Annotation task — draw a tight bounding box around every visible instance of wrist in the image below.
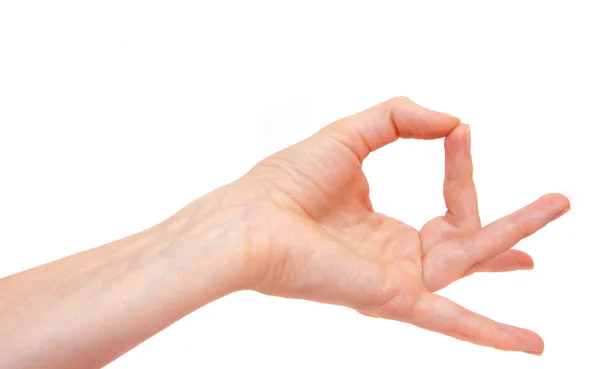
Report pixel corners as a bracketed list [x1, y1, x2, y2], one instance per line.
[157, 183, 259, 297]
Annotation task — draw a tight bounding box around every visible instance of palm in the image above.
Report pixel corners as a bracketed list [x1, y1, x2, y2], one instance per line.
[244, 98, 569, 354]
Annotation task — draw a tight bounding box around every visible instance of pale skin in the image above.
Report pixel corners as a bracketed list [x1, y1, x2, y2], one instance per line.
[0, 97, 570, 368]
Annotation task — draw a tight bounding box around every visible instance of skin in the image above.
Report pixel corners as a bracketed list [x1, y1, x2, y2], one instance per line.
[0, 97, 570, 368]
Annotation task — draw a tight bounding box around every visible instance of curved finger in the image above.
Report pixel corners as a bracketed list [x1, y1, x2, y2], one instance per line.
[421, 124, 479, 254]
[423, 193, 570, 291]
[443, 124, 481, 229]
[321, 97, 460, 162]
[406, 292, 544, 354]
[467, 250, 534, 275]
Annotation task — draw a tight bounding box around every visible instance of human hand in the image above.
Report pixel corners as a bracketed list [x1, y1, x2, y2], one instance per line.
[227, 97, 569, 354]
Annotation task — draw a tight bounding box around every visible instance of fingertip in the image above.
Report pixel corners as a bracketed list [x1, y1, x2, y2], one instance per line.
[538, 334, 545, 355]
[496, 324, 545, 354]
[451, 122, 469, 135]
[541, 192, 571, 207]
[444, 123, 470, 147]
[521, 256, 535, 270]
[391, 97, 459, 139]
[554, 193, 571, 211]
[537, 193, 571, 221]
[439, 112, 462, 126]
[513, 250, 534, 269]
[431, 111, 461, 133]
[400, 109, 461, 139]
[521, 329, 544, 355]
[390, 97, 461, 126]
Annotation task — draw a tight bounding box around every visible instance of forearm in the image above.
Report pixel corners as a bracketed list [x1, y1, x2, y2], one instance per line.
[0, 188, 248, 369]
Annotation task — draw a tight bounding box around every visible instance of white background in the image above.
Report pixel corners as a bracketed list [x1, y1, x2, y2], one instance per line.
[1, 1, 598, 368]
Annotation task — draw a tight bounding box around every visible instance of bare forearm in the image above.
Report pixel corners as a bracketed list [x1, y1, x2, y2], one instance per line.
[0, 188, 248, 369]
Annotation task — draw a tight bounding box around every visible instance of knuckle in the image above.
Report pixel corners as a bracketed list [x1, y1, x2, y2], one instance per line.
[496, 325, 508, 346]
[507, 214, 533, 238]
[507, 214, 522, 233]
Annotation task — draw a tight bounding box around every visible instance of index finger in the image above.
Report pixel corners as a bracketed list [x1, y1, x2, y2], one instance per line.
[443, 123, 481, 228]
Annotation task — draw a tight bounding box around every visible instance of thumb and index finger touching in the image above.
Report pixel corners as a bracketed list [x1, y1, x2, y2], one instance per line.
[317, 97, 569, 354]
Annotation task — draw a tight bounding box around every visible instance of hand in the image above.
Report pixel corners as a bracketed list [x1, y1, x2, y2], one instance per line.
[233, 97, 570, 354]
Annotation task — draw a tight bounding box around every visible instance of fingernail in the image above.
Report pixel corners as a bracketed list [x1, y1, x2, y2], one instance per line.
[525, 351, 543, 356]
[525, 351, 542, 356]
[550, 207, 571, 222]
[442, 112, 461, 122]
[464, 124, 471, 151]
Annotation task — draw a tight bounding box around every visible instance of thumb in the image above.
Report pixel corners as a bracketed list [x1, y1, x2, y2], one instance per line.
[318, 97, 460, 161]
